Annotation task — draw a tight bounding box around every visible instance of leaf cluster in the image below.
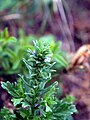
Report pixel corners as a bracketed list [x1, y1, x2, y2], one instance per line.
[0, 41, 77, 120]
[0, 28, 34, 75]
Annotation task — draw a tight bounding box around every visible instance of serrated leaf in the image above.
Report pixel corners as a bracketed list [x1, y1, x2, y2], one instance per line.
[1, 81, 19, 98]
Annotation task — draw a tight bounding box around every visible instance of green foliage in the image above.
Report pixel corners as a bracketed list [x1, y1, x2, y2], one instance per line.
[0, 107, 16, 120]
[0, 28, 33, 74]
[0, 29, 68, 75]
[0, 28, 17, 74]
[38, 35, 68, 72]
[0, 40, 77, 120]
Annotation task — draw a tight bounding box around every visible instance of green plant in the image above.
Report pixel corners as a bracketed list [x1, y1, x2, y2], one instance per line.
[0, 40, 77, 120]
[0, 28, 17, 74]
[38, 35, 68, 72]
[0, 29, 34, 75]
[0, 29, 68, 76]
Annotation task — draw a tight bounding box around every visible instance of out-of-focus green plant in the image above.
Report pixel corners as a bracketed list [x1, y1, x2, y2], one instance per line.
[0, 28, 17, 74]
[0, 40, 77, 120]
[0, 29, 68, 75]
[0, 28, 34, 75]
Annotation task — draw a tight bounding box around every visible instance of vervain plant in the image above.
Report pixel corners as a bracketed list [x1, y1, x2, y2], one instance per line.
[0, 40, 77, 120]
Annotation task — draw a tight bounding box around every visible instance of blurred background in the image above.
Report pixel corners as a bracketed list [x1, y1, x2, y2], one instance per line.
[0, 0, 90, 52]
[0, 0, 90, 120]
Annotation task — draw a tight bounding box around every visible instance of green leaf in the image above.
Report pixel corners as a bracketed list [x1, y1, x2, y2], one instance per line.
[54, 54, 68, 67]
[45, 102, 52, 112]
[11, 98, 24, 106]
[0, 107, 16, 120]
[21, 101, 30, 108]
[7, 36, 17, 42]
[19, 108, 31, 119]
[32, 116, 41, 120]
[12, 60, 20, 70]
[3, 28, 9, 38]
[1, 80, 25, 98]
[1, 81, 19, 98]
